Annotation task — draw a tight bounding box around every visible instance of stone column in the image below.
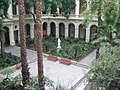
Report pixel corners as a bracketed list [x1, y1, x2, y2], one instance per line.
[75, 0, 80, 16]
[85, 28, 90, 42]
[47, 22, 50, 36]
[17, 5, 19, 15]
[56, 22, 59, 38]
[65, 23, 68, 38]
[75, 24, 79, 38]
[31, 23, 34, 39]
[10, 24, 15, 45]
[8, 3, 13, 18]
[18, 30, 20, 43]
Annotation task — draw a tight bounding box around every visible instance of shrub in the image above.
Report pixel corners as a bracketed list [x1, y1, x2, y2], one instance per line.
[0, 75, 67, 90]
[25, 36, 97, 61]
[88, 46, 120, 90]
[0, 53, 21, 70]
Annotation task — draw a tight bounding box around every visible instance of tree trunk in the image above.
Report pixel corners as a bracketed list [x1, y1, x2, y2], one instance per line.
[19, 0, 30, 85]
[74, 49, 77, 58]
[96, 0, 102, 59]
[26, 8, 37, 45]
[0, 32, 5, 58]
[35, 0, 45, 90]
[30, 12, 37, 45]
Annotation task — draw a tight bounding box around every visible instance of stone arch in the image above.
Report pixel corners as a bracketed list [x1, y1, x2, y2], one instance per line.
[59, 23, 65, 37]
[4, 26, 10, 45]
[25, 24, 31, 37]
[79, 24, 86, 41]
[90, 25, 98, 41]
[50, 22, 56, 37]
[43, 22, 47, 36]
[69, 23, 75, 38]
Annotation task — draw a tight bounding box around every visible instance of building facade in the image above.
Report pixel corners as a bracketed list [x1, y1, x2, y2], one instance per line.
[4, 0, 98, 46]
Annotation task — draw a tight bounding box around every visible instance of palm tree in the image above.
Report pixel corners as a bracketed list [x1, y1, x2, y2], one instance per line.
[35, 0, 45, 89]
[19, 0, 30, 85]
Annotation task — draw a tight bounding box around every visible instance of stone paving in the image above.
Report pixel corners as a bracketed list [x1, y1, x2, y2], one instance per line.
[77, 50, 96, 67]
[0, 75, 4, 83]
[3, 46, 97, 89]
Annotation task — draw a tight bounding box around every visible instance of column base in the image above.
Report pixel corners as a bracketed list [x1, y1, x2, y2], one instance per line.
[85, 39, 90, 42]
[65, 36, 68, 38]
[10, 41, 15, 46]
[56, 35, 59, 38]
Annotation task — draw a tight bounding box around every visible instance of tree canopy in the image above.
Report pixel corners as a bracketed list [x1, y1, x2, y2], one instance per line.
[83, 0, 120, 46]
[0, 0, 10, 31]
[89, 46, 120, 90]
[0, 0, 10, 19]
[12, 0, 76, 18]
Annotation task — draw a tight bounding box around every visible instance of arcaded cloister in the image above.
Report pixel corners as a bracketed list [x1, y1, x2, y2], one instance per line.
[3, 0, 98, 46]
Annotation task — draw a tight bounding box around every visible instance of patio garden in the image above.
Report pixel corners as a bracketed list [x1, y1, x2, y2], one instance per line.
[25, 36, 97, 61]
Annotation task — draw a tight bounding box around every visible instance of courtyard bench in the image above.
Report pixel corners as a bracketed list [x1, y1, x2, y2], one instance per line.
[59, 58, 71, 65]
[47, 55, 58, 61]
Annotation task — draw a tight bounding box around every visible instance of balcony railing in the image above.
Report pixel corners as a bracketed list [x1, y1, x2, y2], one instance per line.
[8, 14, 98, 21]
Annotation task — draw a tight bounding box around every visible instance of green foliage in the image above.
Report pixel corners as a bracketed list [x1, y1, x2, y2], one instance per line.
[0, 0, 10, 18]
[2, 68, 14, 78]
[0, 20, 6, 32]
[0, 75, 67, 90]
[89, 46, 120, 90]
[26, 36, 96, 61]
[83, 0, 120, 46]
[112, 39, 120, 46]
[0, 0, 10, 32]
[13, 0, 75, 18]
[60, 0, 76, 18]
[0, 53, 21, 70]
[26, 37, 35, 48]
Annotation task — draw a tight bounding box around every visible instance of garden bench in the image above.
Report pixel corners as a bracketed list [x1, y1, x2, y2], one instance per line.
[47, 55, 58, 61]
[59, 58, 71, 65]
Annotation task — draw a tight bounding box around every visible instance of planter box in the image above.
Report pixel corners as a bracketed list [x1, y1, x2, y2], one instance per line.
[16, 62, 22, 69]
[59, 58, 71, 65]
[47, 55, 58, 61]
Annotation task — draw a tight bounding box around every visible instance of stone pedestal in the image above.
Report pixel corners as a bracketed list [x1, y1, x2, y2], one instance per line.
[57, 38, 61, 53]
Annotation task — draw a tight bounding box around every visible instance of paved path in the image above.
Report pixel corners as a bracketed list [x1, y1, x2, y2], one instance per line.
[4, 46, 96, 89]
[5, 46, 37, 61]
[0, 75, 4, 82]
[77, 50, 96, 67]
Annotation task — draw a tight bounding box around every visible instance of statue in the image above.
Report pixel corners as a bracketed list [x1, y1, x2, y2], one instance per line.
[57, 38, 61, 52]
